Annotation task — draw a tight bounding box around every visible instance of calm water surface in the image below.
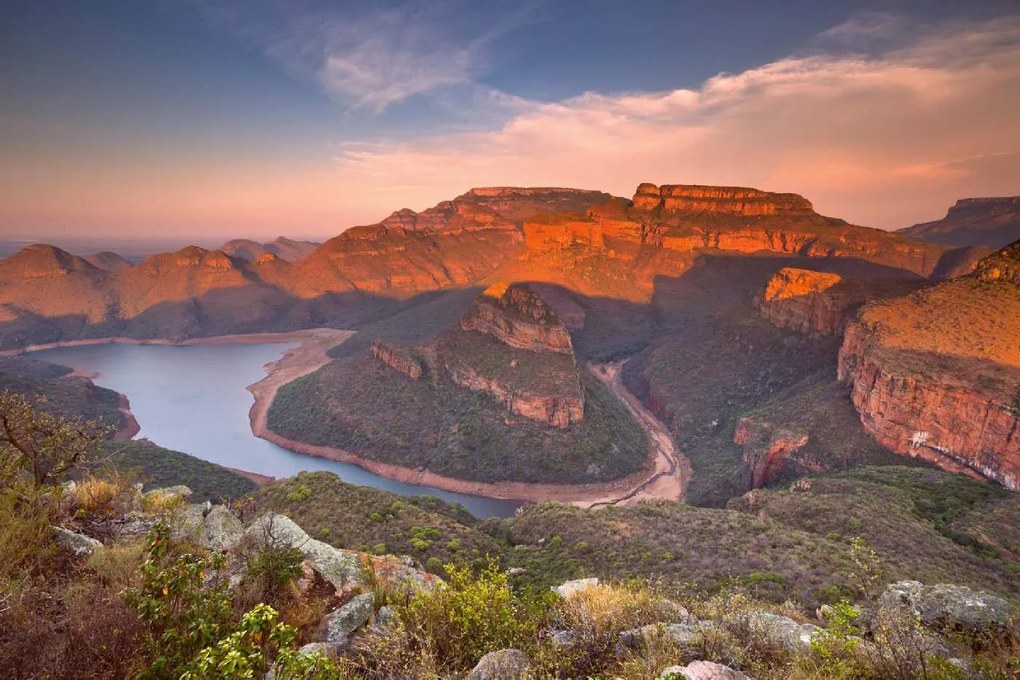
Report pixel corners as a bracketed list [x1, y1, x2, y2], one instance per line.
[30, 343, 522, 518]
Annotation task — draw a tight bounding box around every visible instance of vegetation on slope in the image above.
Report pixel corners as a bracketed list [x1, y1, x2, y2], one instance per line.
[251, 471, 504, 573]
[100, 440, 257, 503]
[268, 351, 648, 484]
[0, 356, 126, 431]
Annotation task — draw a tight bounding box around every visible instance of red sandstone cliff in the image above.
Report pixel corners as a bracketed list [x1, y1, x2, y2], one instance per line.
[459, 283, 574, 354]
[756, 268, 924, 335]
[441, 283, 584, 428]
[733, 417, 812, 488]
[371, 341, 424, 380]
[838, 244, 1020, 489]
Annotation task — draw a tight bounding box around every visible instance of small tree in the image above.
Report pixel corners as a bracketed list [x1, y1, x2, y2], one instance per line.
[0, 391, 111, 487]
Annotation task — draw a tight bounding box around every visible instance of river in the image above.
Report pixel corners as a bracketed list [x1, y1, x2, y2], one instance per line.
[29, 342, 522, 518]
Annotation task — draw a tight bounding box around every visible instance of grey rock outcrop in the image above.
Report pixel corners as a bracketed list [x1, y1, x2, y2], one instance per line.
[467, 648, 532, 680]
[245, 512, 363, 594]
[877, 581, 1014, 636]
[324, 592, 375, 643]
[552, 577, 599, 598]
[52, 526, 102, 557]
[659, 660, 751, 680]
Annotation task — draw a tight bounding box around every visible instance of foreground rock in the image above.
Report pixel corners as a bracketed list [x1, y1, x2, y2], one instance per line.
[877, 581, 1015, 637]
[659, 660, 751, 680]
[245, 512, 363, 594]
[467, 648, 532, 680]
[52, 526, 102, 557]
[324, 592, 375, 642]
[552, 577, 599, 598]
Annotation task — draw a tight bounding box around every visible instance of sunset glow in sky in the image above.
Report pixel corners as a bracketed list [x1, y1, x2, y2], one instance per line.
[1, 0, 1018, 241]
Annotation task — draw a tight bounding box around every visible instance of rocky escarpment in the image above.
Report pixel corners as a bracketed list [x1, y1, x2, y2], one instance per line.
[838, 244, 1020, 489]
[371, 341, 424, 380]
[756, 267, 924, 335]
[632, 182, 815, 215]
[443, 284, 584, 428]
[516, 183, 952, 299]
[459, 282, 574, 354]
[732, 417, 812, 488]
[900, 197, 1020, 249]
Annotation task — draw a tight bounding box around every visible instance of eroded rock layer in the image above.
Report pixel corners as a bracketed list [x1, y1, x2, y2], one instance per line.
[838, 243, 1020, 489]
[443, 283, 584, 428]
[756, 268, 924, 335]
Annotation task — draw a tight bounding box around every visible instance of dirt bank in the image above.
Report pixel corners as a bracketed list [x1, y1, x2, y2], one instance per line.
[246, 332, 682, 505]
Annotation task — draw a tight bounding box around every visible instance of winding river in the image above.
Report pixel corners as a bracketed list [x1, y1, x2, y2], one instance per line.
[29, 342, 522, 518]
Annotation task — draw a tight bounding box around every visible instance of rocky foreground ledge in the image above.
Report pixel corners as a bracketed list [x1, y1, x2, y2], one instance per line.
[51, 484, 1016, 679]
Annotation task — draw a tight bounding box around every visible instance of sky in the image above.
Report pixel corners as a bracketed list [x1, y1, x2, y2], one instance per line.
[0, 0, 1018, 242]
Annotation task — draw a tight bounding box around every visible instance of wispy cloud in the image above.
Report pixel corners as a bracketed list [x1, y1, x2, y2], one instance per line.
[327, 15, 1020, 229]
[194, 0, 539, 112]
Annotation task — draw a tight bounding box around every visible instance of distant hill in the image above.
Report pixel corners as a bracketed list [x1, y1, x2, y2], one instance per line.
[218, 236, 320, 262]
[899, 197, 1020, 248]
[84, 251, 134, 272]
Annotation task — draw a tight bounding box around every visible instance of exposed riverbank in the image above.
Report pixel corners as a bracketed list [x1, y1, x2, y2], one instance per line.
[246, 331, 684, 505]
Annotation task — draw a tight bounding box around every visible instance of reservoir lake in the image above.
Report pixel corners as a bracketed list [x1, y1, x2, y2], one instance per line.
[30, 342, 522, 518]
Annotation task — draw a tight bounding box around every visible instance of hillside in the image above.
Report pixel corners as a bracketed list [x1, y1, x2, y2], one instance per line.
[838, 241, 1020, 490]
[267, 285, 648, 486]
[900, 196, 1020, 248]
[0, 355, 127, 433]
[218, 236, 320, 262]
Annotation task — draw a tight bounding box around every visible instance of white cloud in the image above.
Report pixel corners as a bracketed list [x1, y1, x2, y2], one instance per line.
[328, 15, 1020, 229]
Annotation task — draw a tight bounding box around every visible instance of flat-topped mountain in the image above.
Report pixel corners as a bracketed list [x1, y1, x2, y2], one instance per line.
[838, 241, 1020, 489]
[0, 182, 976, 349]
[900, 197, 1020, 249]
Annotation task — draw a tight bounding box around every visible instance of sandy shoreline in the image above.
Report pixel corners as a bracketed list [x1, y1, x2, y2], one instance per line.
[245, 330, 682, 505]
[17, 327, 688, 506]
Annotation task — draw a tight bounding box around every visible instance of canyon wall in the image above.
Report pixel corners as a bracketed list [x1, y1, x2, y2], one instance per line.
[838, 246, 1020, 490]
[733, 417, 812, 489]
[756, 268, 924, 335]
[371, 341, 424, 380]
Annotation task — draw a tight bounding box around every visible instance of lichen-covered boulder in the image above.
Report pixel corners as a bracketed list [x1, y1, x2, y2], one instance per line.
[745, 611, 820, 653]
[659, 660, 751, 680]
[323, 592, 375, 643]
[245, 512, 363, 594]
[52, 525, 101, 557]
[194, 505, 243, 552]
[619, 621, 715, 657]
[142, 485, 192, 506]
[467, 649, 532, 680]
[878, 581, 1014, 636]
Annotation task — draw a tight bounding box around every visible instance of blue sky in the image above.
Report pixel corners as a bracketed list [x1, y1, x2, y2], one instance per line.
[1, 0, 1018, 240]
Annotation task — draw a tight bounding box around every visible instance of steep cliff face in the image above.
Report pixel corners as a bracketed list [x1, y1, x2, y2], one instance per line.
[459, 283, 574, 354]
[733, 417, 811, 488]
[900, 197, 1020, 249]
[633, 183, 815, 216]
[838, 244, 1020, 489]
[371, 341, 424, 380]
[515, 183, 951, 296]
[442, 283, 584, 428]
[756, 268, 924, 335]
